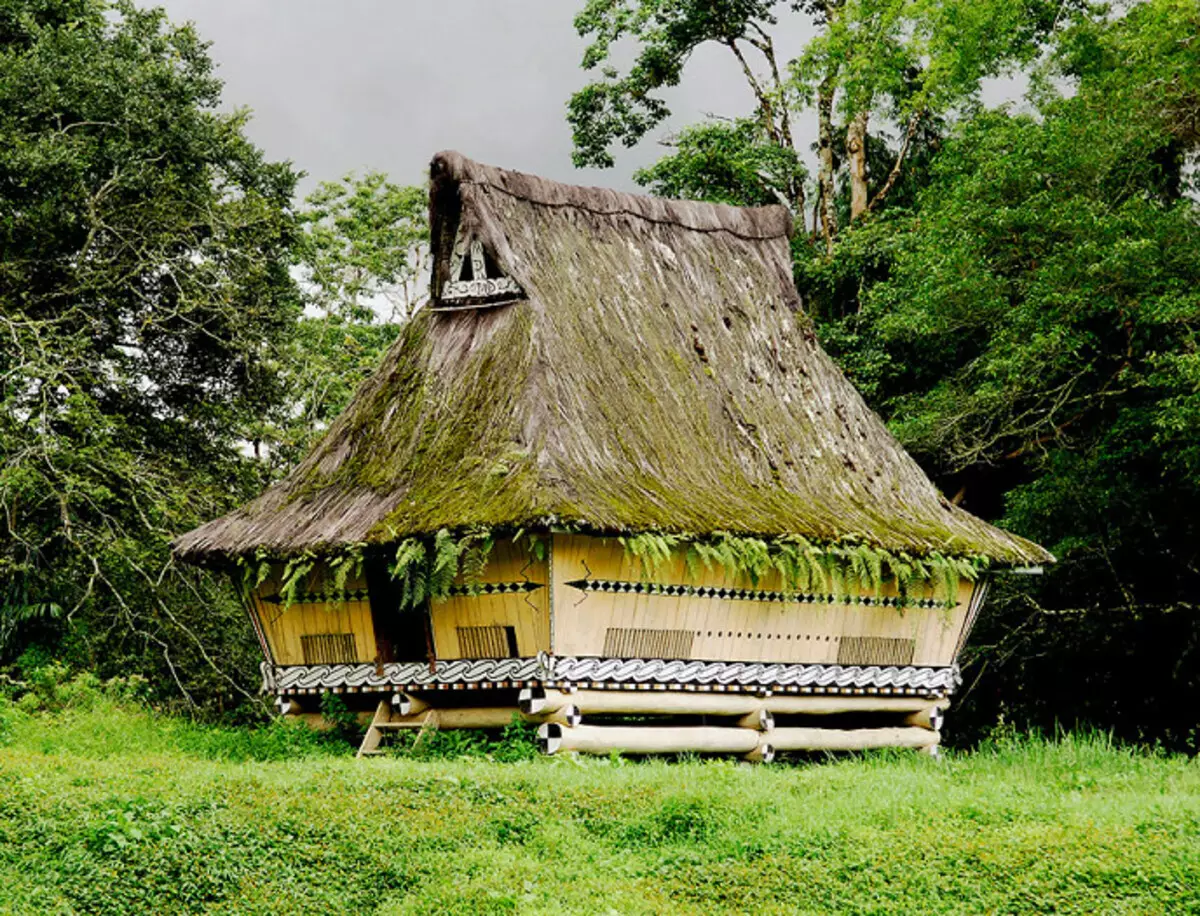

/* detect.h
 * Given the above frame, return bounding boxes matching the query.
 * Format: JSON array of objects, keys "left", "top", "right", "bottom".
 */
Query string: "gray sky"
[
  {"left": 155, "top": 1, "right": 819, "bottom": 195},
  {"left": 154, "top": 2, "right": 1026, "bottom": 200}
]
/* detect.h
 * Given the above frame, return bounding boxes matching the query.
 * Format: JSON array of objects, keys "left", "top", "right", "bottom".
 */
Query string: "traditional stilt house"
[{"left": 174, "top": 152, "right": 1052, "bottom": 759}]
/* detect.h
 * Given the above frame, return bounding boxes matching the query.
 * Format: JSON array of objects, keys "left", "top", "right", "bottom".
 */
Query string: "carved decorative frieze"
[{"left": 263, "top": 654, "right": 960, "bottom": 697}]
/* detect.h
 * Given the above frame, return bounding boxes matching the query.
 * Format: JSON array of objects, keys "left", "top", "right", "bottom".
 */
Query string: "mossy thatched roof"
[{"left": 174, "top": 151, "right": 1051, "bottom": 566}]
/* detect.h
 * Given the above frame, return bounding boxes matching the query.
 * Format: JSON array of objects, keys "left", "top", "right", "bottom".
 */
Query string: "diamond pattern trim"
[{"left": 565, "top": 578, "right": 955, "bottom": 609}]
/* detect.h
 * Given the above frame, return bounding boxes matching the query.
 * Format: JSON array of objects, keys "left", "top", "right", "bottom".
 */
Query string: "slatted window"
[
  {"left": 837, "top": 636, "right": 916, "bottom": 667},
  {"left": 604, "top": 628, "right": 695, "bottom": 660},
  {"left": 301, "top": 633, "right": 357, "bottom": 665},
  {"left": 457, "top": 625, "right": 519, "bottom": 658}
]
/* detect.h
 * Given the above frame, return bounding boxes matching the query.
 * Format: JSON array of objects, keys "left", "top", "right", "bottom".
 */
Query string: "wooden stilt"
[
  {"left": 744, "top": 739, "right": 775, "bottom": 764},
  {"left": 737, "top": 709, "right": 774, "bottom": 731},
  {"left": 392, "top": 692, "right": 429, "bottom": 717},
  {"left": 903, "top": 705, "right": 945, "bottom": 732},
  {"left": 538, "top": 723, "right": 761, "bottom": 756},
  {"left": 525, "top": 688, "right": 948, "bottom": 719},
  {"left": 374, "top": 706, "right": 579, "bottom": 731},
  {"left": 541, "top": 689, "right": 761, "bottom": 717},
  {"left": 770, "top": 726, "right": 939, "bottom": 752},
  {"left": 765, "top": 696, "right": 949, "bottom": 716}
]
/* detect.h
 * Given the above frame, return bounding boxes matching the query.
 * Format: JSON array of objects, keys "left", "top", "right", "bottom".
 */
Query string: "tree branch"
[{"left": 867, "top": 110, "right": 923, "bottom": 213}]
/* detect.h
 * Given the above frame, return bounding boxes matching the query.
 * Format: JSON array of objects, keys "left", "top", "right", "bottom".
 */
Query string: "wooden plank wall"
[
  {"left": 249, "top": 565, "right": 377, "bottom": 666},
  {"left": 429, "top": 539, "right": 550, "bottom": 658},
  {"left": 550, "top": 534, "right": 976, "bottom": 667}
]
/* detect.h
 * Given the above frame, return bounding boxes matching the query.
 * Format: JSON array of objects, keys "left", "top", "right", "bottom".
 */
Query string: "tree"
[
  {"left": 809, "top": 0, "right": 1200, "bottom": 747},
  {"left": 0, "top": 0, "right": 299, "bottom": 705},
  {"left": 570, "top": 0, "right": 804, "bottom": 212},
  {"left": 633, "top": 117, "right": 806, "bottom": 206},
  {"left": 569, "top": 0, "right": 1062, "bottom": 250},
  {"left": 269, "top": 173, "right": 429, "bottom": 468}
]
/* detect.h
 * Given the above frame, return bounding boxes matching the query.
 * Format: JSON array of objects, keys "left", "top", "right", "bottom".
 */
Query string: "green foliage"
[
  {"left": 624, "top": 530, "right": 985, "bottom": 605},
  {"left": 634, "top": 118, "right": 806, "bottom": 206},
  {"left": 318, "top": 691, "right": 364, "bottom": 744},
  {"left": 570, "top": 0, "right": 1063, "bottom": 233},
  {"left": 296, "top": 172, "right": 428, "bottom": 325},
  {"left": 0, "top": 4, "right": 435, "bottom": 713},
  {"left": 570, "top": 0, "right": 780, "bottom": 168},
  {"left": 389, "top": 528, "right": 496, "bottom": 610},
  {"left": 790, "top": 0, "right": 1061, "bottom": 119},
  {"left": 268, "top": 173, "right": 428, "bottom": 467},
  {"left": 1, "top": 709, "right": 1198, "bottom": 914},
  {"left": 0, "top": 0, "right": 296, "bottom": 707},
  {"left": 375, "top": 715, "right": 540, "bottom": 762},
  {"left": 799, "top": 0, "right": 1200, "bottom": 746}
]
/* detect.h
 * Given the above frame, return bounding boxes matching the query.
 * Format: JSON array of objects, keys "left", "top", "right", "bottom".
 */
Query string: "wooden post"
[
  {"left": 770, "top": 726, "right": 939, "bottom": 752},
  {"left": 519, "top": 686, "right": 552, "bottom": 715},
  {"left": 392, "top": 692, "right": 429, "bottom": 717},
  {"left": 764, "top": 696, "right": 949, "bottom": 716},
  {"left": 375, "top": 706, "right": 578, "bottom": 731},
  {"left": 540, "top": 689, "right": 762, "bottom": 717},
  {"left": 538, "top": 723, "right": 761, "bottom": 756},
  {"left": 737, "top": 709, "right": 774, "bottom": 731},
  {"left": 745, "top": 739, "right": 775, "bottom": 764},
  {"left": 903, "top": 705, "right": 945, "bottom": 732},
  {"left": 525, "top": 689, "right": 947, "bottom": 719}
]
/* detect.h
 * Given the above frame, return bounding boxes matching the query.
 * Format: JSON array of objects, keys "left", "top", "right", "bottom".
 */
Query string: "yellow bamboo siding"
[
  {"left": 249, "top": 564, "right": 377, "bottom": 666},
  {"left": 550, "top": 534, "right": 974, "bottom": 667},
  {"left": 429, "top": 540, "right": 550, "bottom": 659}
]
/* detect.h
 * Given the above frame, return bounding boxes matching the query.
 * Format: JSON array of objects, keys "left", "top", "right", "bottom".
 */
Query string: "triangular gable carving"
[{"left": 437, "top": 224, "right": 522, "bottom": 306}]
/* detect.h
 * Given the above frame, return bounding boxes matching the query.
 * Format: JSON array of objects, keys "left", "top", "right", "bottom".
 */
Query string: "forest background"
[{"left": 2, "top": 0, "right": 1197, "bottom": 748}]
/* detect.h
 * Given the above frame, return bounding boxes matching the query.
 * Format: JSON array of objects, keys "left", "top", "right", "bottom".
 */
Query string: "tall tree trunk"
[
  {"left": 847, "top": 110, "right": 869, "bottom": 222},
  {"left": 867, "top": 110, "right": 922, "bottom": 214},
  {"left": 816, "top": 78, "right": 838, "bottom": 255}
]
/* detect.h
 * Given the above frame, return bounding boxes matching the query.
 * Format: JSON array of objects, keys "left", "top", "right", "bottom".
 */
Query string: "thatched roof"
[{"left": 174, "top": 151, "right": 1051, "bottom": 566}]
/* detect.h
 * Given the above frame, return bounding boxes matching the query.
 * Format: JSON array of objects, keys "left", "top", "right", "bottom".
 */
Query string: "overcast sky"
[
  {"left": 154, "top": 1, "right": 820, "bottom": 196},
  {"left": 153, "top": 2, "right": 1028, "bottom": 201}
]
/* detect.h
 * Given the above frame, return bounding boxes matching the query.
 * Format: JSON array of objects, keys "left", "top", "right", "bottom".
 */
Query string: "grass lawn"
[{"left": 0, "top": 699, "right": 1197, "bottom": 915}]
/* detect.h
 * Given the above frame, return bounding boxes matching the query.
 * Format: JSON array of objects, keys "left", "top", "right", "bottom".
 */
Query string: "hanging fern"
[
  {"left": 389, "top": 526, "right": 497, "bottom": 610},
  {"left": 622, "top": 530, "right": 990, "bottom": 610},
  {"left": 278, "top": 551, "right": 317, "bottom": 608},
  {"left": 235, "top": 547, "right": 275, "bottom": 593},
  {"left": 619, "top": 532, "right": 683, "bottom": 578}
]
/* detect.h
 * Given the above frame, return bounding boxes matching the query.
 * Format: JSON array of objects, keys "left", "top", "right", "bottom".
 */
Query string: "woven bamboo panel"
[
  {"left": 457, "top": 625, "right": 518, "bottom": 658},
  {"left": 300, "top": 633, "right": 358, "bottom": 665},
  {"left": 836, "top": 636, "right": 916, "bottom": 667},
  {"left": 603, "top": 627, "right": 695, "bottom": 660}
]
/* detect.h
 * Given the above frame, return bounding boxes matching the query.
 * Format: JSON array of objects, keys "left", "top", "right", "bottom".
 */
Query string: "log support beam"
[{"left": 770, "top": 726, "right": 939, "bottom": 752}]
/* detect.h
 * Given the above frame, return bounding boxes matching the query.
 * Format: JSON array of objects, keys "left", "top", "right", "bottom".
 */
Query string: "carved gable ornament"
[{"left": 437, "top": 224, "right": 522, "bottom": 307}]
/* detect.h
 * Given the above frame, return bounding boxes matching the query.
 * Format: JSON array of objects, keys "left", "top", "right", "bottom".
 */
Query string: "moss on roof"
[{"left": 174, "top": 151, "right": 1052, "bottom": 567}]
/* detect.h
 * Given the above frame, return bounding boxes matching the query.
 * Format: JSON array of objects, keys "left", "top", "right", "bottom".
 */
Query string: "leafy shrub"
[
  {"left": 318, "top": 691, "right": 365, "bottom": 744},
  {"left": 395, "top": 715, "right": 541, "bottom": 762}
]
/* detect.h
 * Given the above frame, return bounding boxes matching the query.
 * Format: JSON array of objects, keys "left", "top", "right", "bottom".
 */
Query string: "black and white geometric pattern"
[
  {"left": 446, "top": 581, "right": 544, "bottom": 597},
  {"left": 263, "top": 657, "right": 542, "bottom": 693},
  {"left": 260, "top": 582, "right": 541, "bottom": 606},
  {"left": 263, "top": 654, "right": 959, "bottom": 697},
  {"left": 566, "top": 578, "right": 955, "bottom": 609},
  {"left": 259, "top": 587, "right": 370, "bottom": 605},
  {"left": 544, "top": 655, "right": 960, "bottom": 693}
]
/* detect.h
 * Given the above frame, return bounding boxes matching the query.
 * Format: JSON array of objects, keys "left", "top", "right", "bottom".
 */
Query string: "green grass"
[{"left": 0, "top": 699, "right": 1197, "bottom": 915}]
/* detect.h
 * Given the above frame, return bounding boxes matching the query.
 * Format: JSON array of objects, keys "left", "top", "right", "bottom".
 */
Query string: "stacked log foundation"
[{"left": 286, "top": 686, "right": 948, "bottom": 759}]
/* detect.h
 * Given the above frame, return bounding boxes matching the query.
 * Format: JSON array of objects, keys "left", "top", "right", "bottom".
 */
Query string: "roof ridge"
[{"left": 431, "top": 150, "right": 793, "bottom": 241}]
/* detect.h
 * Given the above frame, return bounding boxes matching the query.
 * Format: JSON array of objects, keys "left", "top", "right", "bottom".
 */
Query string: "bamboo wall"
[
  {"left": 248, "top": 534, "right": 978, "bottom": 671},
  {"left": 248, "top": 566, "right": 377, "bottom": 667},
  {"left": 428, "top": 539, "right": 550, "bottom": 659},
  {"left": 549, "top": 534, "right": 976, "bottom": 667}
]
